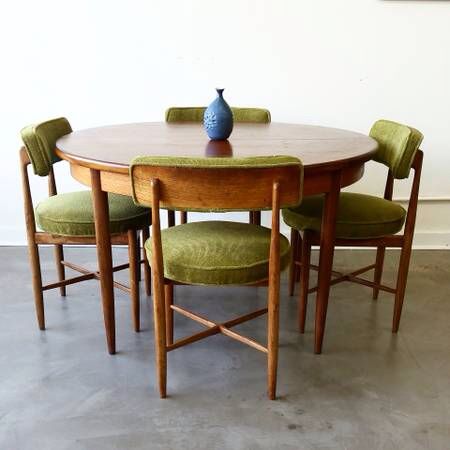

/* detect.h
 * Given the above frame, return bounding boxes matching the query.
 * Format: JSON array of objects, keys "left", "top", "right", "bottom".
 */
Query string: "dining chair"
[
  {"left": 165, "top": 106, "right": 271, "bottom": 225},
  {"left": 20, "top": 117, "right": 152, "bottom": 333},
  {"left": 130, "top": 155, "right": 303, "bottom": 399},
  {"left": 283, "top": 119, "right": 423, "bottom": 336}
]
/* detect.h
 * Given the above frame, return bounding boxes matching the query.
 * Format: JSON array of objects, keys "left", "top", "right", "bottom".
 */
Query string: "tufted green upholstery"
[
  {"left": 21, "top": 117, "right": 72, "bottom": 176},
  {"left": 145, "top": 221, "right": 290, "bottom": 285},
  {"left": 165, "top": 107, "right": 271, "bottom": 124},
  {"left": 282, "top": 193, "right": 406, "bottom": 239},
  {"left": 370, "top": 119, "right": 423, "bottom": 179},
  {"left": 36, "top": 191, "right": 150, "bottom": 237}
]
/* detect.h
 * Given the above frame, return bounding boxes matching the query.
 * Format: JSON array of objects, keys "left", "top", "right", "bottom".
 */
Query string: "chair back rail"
[
  {"left": 383, "top": 170, "right": 394, "bottom": 201},
  {"left": 381, "top": 149, "right": 423, "bottom": 239},
  {"left": 403, "top": 149, "right": 423, "bottom": 239},
  {"left": 20, "top": 147, "right": 59, "bottom": 238},
  {"left": 131, "top": 161, "right": 302, "bottom": 212},
  {"left": 48, "top": 167, "right": 58, "bottom": 197},
  {"left": 19, "top": 147, "right": 37, "bottom": 236}
]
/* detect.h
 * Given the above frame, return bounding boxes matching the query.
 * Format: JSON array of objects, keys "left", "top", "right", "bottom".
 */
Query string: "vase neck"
[{"left": 216, "top": 88, "right": 224, "bottom": 98}]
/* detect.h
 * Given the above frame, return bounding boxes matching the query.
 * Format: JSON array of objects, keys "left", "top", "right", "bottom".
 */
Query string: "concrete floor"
[{"left": 0, "top": 247, "right": 449, "bottom": 450}]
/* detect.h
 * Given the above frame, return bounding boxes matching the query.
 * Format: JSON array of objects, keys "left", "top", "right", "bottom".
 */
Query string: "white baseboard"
[
  {"left": 2, "top": 198, "right": 450, "bottom": 249},
  {"left": 408, "top": 232, "right": 450, "bottom": 249},
  {"left": 2, "top": 227, "right": 449, "bottom": 249},
  {"left": 0, "top": 226, "right": 27, "bottom": 246}
]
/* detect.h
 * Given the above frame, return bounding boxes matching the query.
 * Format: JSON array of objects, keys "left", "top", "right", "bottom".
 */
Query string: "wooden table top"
[{"left": 56, "top": 122, "right": 377, "bottom": 171}]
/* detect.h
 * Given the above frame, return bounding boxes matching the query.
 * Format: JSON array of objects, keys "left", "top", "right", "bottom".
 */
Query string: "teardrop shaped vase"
[{"left": 203, "top": 88, "right": 234, "bottom": 140}]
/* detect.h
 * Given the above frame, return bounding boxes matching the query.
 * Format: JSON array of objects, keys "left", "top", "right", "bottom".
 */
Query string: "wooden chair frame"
[
  {"left": 289, "top": 150, "right": 423, "bottom": 335},
  {"left": 20, "top": 147, "right": 151, "bottom": 333},
  {"left": 131, "top": 161, "right": 302, "bottom": 399}
]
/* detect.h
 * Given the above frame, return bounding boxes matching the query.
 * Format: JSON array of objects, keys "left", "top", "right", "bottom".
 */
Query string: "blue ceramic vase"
[{"left": 203, "top": 88, "right": 233, "bottom": 140}]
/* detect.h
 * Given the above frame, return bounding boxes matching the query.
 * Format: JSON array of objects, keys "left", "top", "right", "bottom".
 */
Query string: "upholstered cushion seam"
[
  {"left": 333, "top": 217, "right": 405, "bottom": 226},
  {"left": 161, "top": 254, "right": 291, "bottom": 286},
  {"left": 284, "top": 215, "right": 405, "bottom": 226},
  {"left": 145, "top": 245, "right": 290, "bottom": 271},
  {"left": 35, "top": 227, "right": 125, "bottom": 238},
  {"left": 35, "top": 209, "right": 148, "bottom": 225},
  {"left": 144, "top": 220, "right": 291, "bottom": 285}
]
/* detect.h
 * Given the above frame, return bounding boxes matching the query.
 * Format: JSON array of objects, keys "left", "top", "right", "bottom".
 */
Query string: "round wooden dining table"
[{"left": 56, "top": 122, "right": 377, "bottom": 355}]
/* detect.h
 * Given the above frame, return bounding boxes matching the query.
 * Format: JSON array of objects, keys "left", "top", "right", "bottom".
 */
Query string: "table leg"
[
  {"left": 314, "top": 171, "right": 341, "bottom": 354},
  {"left": 90, "top": 169, "right": 116, "bottom": 355}
]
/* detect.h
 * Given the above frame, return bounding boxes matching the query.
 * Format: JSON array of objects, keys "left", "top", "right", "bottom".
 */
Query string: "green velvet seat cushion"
[
  {"left": 165, "top": 107, "right": 271, "bottom": 123},
  {"left": 36, "top": 191, "right": 150, "bottom": 237},
  {"left": 282, "top": 193, "right": 407, "bottom": 239},
  {"left": 145, "top": 221, "right": 290, "bottom": 285}
]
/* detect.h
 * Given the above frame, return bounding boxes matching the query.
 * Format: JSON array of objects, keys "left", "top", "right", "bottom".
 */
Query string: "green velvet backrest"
[
  {"left": 165, "top": 107, "right": 271, "bottom": 124},
  {"left": 370, "top": 119, "right": 423, "bottom": 179},
  {"left": 21, "top": 117, "right": 72, "bottom": 177},
  {"left": 130, "top": 155, "right": 302, "bottom": 212}
]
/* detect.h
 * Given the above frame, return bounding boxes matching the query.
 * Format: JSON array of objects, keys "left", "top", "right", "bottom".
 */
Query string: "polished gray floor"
[{"left": 0, "top": 247, "right": 449, "bottom": 449}]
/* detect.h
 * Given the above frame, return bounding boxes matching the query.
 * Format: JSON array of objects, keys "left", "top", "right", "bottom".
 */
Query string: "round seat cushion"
[
  {"left": 282, "top": 193, "right": 406, "bottom": 239},
  {"left": 145, "top": 221, "right": 291, "bottom": 285},
  {"left": 36, "top": 191, "right": 150, "bottom": 236}
]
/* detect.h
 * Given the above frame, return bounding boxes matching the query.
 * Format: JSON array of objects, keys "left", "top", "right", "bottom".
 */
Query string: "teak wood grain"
[
  {"left": 131, "top": 165, "right": 302, "bottom": 210},
  {"left": 55, "top": 121, "right": 377, "bottom": 355},
  {"left": 56, "top": 122, "right": 377, "bottom": 170}
]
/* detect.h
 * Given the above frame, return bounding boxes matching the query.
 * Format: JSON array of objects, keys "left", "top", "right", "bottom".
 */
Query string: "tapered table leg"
[
  {"left": 314, "top": 171, "right": 341, "bottom": 354},
  {"left": 90, "top": 169, "right": 116, "bottom": 355}
]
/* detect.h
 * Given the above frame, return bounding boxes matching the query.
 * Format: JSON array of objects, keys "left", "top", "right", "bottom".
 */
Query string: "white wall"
[{"left": 1, "top": 0, "right": 449, "bottom": 247}]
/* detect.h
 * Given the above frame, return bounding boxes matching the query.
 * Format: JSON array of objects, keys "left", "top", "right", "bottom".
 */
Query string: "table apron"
[{"left": 70, "top": 161, "right": 365, "bottom": 198}]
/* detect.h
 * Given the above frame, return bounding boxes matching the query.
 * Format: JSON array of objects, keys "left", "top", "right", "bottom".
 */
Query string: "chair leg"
[
  {"left": 167, "top": 210, "right": 175, "bottom": 227},
  {"left": 392, "top": 243, "right": 413, "bottom": 333},
  {"left": 136, "top": 234, "right": 141, "bottom": 282},
  {"left": 128, "top": 230, "right": 140, "bottom": 332},
  {"left": 372, "top": 246, "right": 385, "bottom": 300},
  {"left": 180, "top": 211, "right": 187, "bottom": 224},
  {"left": 296, "top": 233, "right": 302, "bottom": 282},
  {"left": 53, "top": 244, "right": 66, "bottom": 297},
  {"left": 28, "top": 241, "right": 45, "bottom": 330},
  {"left": 267, "top": 275, "right": 280, "bottom": 400},
  {"left": 164, "top": 283, "right": 174, "bottom": 345},
  {"left": 153, "top": 279, "right": 167, "bottom": 398},
  {"left": 142, "top": 227, "right": 151, "bottom": 297},
  {"left": 249, "top": 211, "right": 261, "bottom": 225},
  {"left": 299, "top": 231, "right": 311, "bottom": 333},
  {"left": 288, "top": 228, "right": 299, "bottom": 296}
]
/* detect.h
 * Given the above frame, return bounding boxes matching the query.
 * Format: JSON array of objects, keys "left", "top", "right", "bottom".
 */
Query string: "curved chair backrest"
[
  {"left": 21, "top": 117, "right": 72, "bottom": 177},
  {"left": 370, "top": 119, "right": 423, "bottom": 180},
  {"left": 165, "top": 107, "right": 271, "bottom": 124},
  {"left": 130, "top": 156, "right": 302, "bottom": 212}
]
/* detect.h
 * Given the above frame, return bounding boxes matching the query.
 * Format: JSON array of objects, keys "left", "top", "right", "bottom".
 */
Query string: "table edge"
[{"left": 55, "top": 121, "right": 378, "bottom": 173}]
